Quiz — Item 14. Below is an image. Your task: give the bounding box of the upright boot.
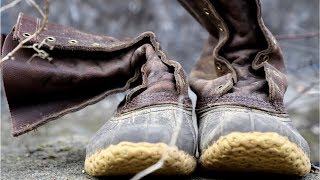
[1,14,196,175]
[179,0,311,175]
[84,43,197,176]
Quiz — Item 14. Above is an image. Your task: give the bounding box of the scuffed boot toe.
[199,106,311,176]
[85,106,196,176]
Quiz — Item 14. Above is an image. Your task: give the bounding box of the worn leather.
[179,0,287,113]
[179,0,311,160]
[87,38,196,155]
[87,105,196,156]
[1,13,192,138]
[85,39,196,155]
[198,106,310,157]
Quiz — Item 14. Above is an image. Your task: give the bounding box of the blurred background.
[1,0,319,165]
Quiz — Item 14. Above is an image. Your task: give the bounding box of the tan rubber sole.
[84,142,196,176]
[200,132,311,176]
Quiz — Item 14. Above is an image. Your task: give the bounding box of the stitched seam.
[198,106,289,118]
[196,98,286,114]
[112,107,192,121]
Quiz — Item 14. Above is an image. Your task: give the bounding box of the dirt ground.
[1,137,319,180]
[1,0,319,179]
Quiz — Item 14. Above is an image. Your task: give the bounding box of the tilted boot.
[1,14,196,176]
[179,0,311,175]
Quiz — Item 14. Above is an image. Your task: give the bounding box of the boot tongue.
[213,0,261,48]
[212,0,264,51]
[139,51,177,96]
[117,44,186,113]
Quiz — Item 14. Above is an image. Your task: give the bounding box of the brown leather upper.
[2,0,290,136]
[179,0,288,114]
[1,13,190,136]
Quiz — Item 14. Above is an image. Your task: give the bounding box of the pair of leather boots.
[1,0,311,177]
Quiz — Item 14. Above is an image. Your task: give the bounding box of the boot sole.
[200,132,311,176]
[84,142,196,176]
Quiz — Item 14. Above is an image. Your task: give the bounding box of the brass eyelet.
[22,32,31,37]
[68,39,78,44]
[216,62,223,71]
[215,85,224,92]
[263,55,269,62]
[217,24,224,32]
[272,36,277,45]
[203,8,210,15]
[46,36,56,42]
